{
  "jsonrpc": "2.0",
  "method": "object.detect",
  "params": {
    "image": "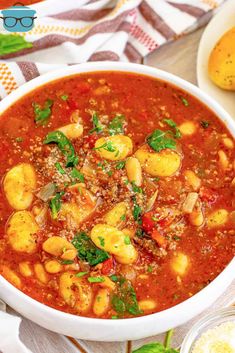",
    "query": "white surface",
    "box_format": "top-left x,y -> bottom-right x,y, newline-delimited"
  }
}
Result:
0,62 -> 235,342
197,0 -> 235,119
0,311 -> 32,353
